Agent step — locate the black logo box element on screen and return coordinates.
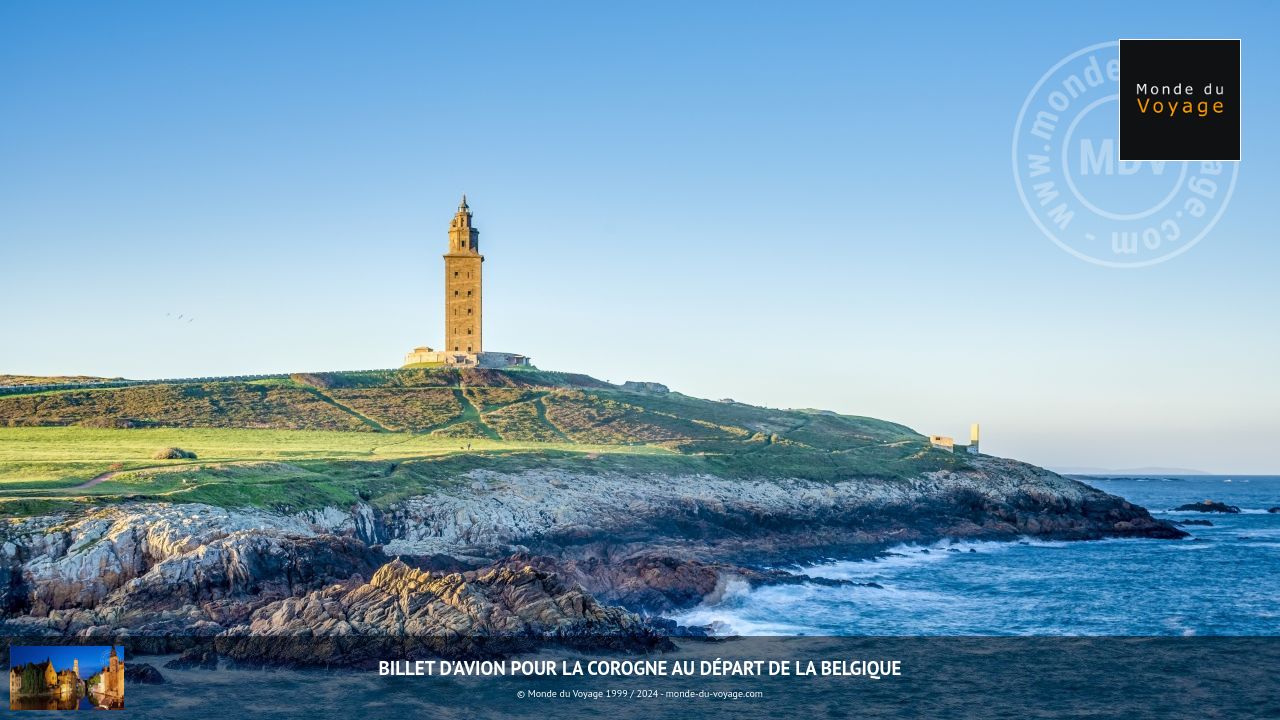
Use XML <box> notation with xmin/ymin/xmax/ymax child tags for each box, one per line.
<box><xmin>1119</xmin><ymin>39</ymin><xmax>1240</xmax><ymax>161</ymax></box>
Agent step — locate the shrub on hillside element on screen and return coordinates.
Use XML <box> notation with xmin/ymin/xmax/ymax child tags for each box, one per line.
<box><xmin>153</xmin><ymin>447</ymin><xmax>197</xmax><ymax>460</ymax></box>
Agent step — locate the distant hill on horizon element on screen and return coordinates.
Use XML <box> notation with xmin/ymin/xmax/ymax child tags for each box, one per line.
<box><xmin>1055</xmin><ymin>465</ymin><xmax>1211</xmax><ymax>476</ymax></box>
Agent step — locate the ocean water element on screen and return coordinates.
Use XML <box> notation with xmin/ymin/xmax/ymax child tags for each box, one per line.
<box><xmin>671</xmin><ymin>476</ymin><xmax>1280</xmax><ymax>636</ymax></box>
<box><xmin>123</xmin><ymin>476</ymin><xmax>1280</xmax><ymax>717</ymax></box>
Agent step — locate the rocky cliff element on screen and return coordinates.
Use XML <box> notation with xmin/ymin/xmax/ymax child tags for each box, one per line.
<box><xmin>216</xmin><ymin>559</ymin><xmax>668</xmax><ymax>664</ymax></box>
<box><xmin>0</xmin><ymin>454</ymin><xmax>1182</xmax><ymax>659</ymax></box>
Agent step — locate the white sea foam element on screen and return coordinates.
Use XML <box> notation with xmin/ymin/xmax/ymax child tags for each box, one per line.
<box><xmin>799</xmin><ymin>537</ymin><xmax>1084</xmax><ymax>582</ymax></box>
<box><xmin>665</xmin><ymin>519</ymin><xmax>1279</xmax><ymax>637</ymax></box>
<box><xmin>674</xmin><ymin>612</ymin><xmax>814</xmax><ymax>636</ymax></box>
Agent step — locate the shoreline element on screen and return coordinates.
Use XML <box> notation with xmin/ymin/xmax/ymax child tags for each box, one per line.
<box><xmin>0</xmin><ymin>456</ymin><xmax>1192</xmax><ymax>665</ymax></box>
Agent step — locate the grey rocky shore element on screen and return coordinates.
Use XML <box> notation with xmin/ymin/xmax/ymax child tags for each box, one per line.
<box><xmin>0</xmin><ymin>456</ymin><xmax>1183</xmax><ymax>663</ymax></box>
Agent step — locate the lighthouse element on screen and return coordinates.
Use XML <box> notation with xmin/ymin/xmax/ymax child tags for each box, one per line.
<box><xmin>402</xmin><ymin>198</ymin><xmax>532</xmax><ymax>369</ymax></box>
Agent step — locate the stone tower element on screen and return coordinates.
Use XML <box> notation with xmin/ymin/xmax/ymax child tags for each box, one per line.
<box><xmin>444</xmin><ymin>195</ymin><xmax>483</xmax><ymax>353</ymax></box>
<box><xmin>401</xmin><ymin>198</ymin><xmax>530</xmax><ymax>369</ymax></box>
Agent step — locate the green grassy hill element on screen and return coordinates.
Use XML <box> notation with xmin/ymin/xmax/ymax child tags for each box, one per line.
<box><xmin>0</xmin><ymin>367</ymin><xmax>968</xmax><ymax>515</ymax></box>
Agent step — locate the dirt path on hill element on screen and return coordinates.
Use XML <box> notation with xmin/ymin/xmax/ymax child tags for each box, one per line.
<box><xmin>299</xmin><ymin>387</ymin><xmax>392</xmax><ymax>432</ymax></box>
<box><xmin>66</xmin><ymin>461</ymin><xmax>235</xmax><ymax>491</ymax></box>
<box><xmin>68</xmin><ymin>466</ymin><xmax>165</xmax><ymax>491</ymax></box>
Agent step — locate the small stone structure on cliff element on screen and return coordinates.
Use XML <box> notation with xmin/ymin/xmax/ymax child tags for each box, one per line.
<box><xmin>403</xmin><ymin>197</ymin><xmax>532</xmax><ymax>369</ymax></box>
<box><xmin>931</xmin><ymin>423</ymin><xmax>982</xmax><ymax>454</ymax></box>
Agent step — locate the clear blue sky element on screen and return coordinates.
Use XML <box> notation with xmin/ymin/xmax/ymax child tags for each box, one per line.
<box><xmin>2</xmin><ymin>2</ymin><xmax>1277</xmax><ymax>473</ymax></box>
<box><xmin>10</xmin><ymin>645</ymin><xmax>123</xmax><ymax>678</ymax></box>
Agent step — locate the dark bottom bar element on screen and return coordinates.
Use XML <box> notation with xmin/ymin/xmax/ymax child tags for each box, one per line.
<box><xmin>5</xmin><ymin>636</ymin><xmax>1277</xmax><ymax>719</ymax></box>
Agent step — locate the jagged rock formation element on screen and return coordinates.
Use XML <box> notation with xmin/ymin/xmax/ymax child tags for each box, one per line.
<box><xmin>0</xmin><ymin>505</ymin><xmax>381</xmax><ymax>636</ymax></box>
<box><xmin>1173</xmin><ymin>500</ymin><xmax>1241</xmax><ymax>513</ymax></box>
<box><xmin>376</xmin><ymin>455</ymin><xmax>1183</xmax><ymax>568</ymax></box>
<box><xmin>215</xmin><ymin>559</ymin><xmax>666</xmax><ymax>664</ymax></box>
<box><xmin>0</xmin><ymin>454</ymin><xmax>1183</xmax><ymax>650</ymax></box>
<box><xmin>123</xmin><ymin>663</ymin><xmax>164</xmax><ymax>684</ymax></box>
